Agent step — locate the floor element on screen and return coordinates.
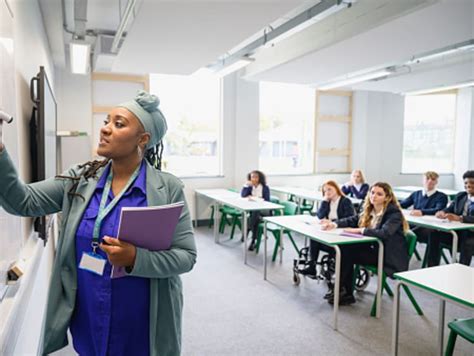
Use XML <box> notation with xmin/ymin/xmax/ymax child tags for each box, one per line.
<box><xmin>52</xmin><ymin>225</ymin><xmax>474</xmax><ymax>355</ymax></box>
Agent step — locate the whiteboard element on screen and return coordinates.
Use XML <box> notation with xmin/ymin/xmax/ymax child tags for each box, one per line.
<box><xmin>0</xmin><ymin>1</ymin><xmax>22</xmax><ymax>293</ymax></box>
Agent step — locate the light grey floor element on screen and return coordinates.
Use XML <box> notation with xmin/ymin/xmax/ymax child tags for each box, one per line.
<box><xmin>53</xmin><ymin>226</ymin><xmax>473</xmax><ymax>356</ymax></box>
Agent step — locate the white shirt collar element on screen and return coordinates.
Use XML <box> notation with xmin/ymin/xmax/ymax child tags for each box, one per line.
<box><xmin>422</xmin><ymin>189</ymin><xmax>437</xmax><ymax>197</ymax></box>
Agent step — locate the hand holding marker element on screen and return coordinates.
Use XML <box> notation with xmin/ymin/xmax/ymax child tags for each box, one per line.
<box><xmin>0</xmin><ymin>110</ymin><xmax>14</xmax><ymax>149</ymax></box>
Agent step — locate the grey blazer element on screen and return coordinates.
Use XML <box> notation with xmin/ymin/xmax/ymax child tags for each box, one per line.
<box><xmin>0</xmin><ymin>149</ymin><xmax>196</xmax><ymax>356</ymax></box>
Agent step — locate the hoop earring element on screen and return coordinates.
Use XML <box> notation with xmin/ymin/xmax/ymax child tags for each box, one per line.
<box><xmin>137</xmin><ymin>146</ymin><xmax>143</xmax><ymax>158</ymax></box>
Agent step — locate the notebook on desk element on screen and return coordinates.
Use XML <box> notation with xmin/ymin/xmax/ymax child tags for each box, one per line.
<box><xmin>111</xmin><ymin>201</ymin><xmax>184</xmax><ymax>278</ymax></box>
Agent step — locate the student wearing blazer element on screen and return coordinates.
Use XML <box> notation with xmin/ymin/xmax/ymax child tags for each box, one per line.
<box><xmin>429</xmin><ymin>170</ymin><xmax>474</xmax><ymax>266</ymax></box>
<box><xmin>0</xmin><ymin>91</ymin><xmax>196</xmax><ymax>356</ymax></box>
<box><xmin>241</xmin><ymin>170</ymin><xmax>270</xmax><ymax>251</ymax></box>
<box><xmin>341</xmin><ymin>169</ymin><xmax>370</xmax><ymax>200</ymax></box>
<box><xmin>300</xmin><ymin>181</ymin><xmax>356</xmax><ymax>286</ymax></box>
<box><xmin>400</xmin><ymin>171</ymin><xmax>448</xmax><ymax>251</ymax></box>
<box><xmin>321</xmin><ymin>182</ymin><xmax>409</xmax><ymax>305</ymax></box>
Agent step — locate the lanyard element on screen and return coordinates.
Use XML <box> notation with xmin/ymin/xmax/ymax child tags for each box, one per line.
<box><xmin>91</xmin><ymin>163</ymin><xmax>141</xmax><ymax>253</ymax></box>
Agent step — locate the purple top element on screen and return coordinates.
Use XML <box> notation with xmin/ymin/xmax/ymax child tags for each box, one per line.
<box><xmin>70</xmin><ymin>161</ymin><xmax>150</xmax><ymax>356</ymax></box>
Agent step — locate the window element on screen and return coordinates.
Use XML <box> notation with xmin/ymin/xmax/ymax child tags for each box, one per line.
<box><xmin>259</xmin><ymin>82</ymin><xmax>315</xmax><ymax>174</ymax></box>
<box><xmin>149</xmin><ymin>74</ymin><xmax>222</xmax><ymax>177</ymax></box>
<box><xmin>402</xmin><ymin>93</ymin><xmax>457</xmax><ymax>173</ymax></box>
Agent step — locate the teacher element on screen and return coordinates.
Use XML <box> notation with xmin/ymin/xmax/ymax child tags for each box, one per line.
<box><xmin>0</xmin><ymin>90</ymin><xmax>196</xmax><ymax>356</ymax></box>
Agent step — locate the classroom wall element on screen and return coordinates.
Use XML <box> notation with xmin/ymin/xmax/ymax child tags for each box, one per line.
<box><xmin>54</xmin><ymin>74</ymin><xmax>474</xmax><ymax>222</ymax></box>
<box><xmin>0</xmin><ymin>0</ymin><xmax>58</xmax><ymax>354</ymax></box>
<box><xmin>453</xmin><ymin>87</ymin><xmax>474</xmax><ymax>190</ymax></box>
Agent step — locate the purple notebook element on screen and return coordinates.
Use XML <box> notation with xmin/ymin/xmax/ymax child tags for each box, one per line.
<box><xmin>111</xmin><ymin>201</ymin><xmax>184</xmax><ymax>278</ymax></box>
<box><xmin>340</xmin><ymin>232</ymin><xmax>363</xmax><ymax>238</ymax></box>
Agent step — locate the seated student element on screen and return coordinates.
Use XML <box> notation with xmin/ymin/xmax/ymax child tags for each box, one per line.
<box><xmin>342</xmin><ymin>169</ymin><xmax>370</xmax><ymax>200</ymax></box>
<box><xmin>241</xmin><ymin>170</ymin><xmax>270</xmax><ymax>251</ymax></box>
<box><xmin>300</xmin><ymin>181</ymin><xmax>356</xmax><ymax>286</ymax></box>
<box><xmin>400</xmin><ymin>171</ymin><xmax>448</xmax><ymax>251</ymax></box>
<box><xmin>321</xmin><ymin>182</ymin><xmax>409</xmax><ymax>305</ymax></box>
<box><xmin>428</xmin><ymin>170</ymin><xmax>474</xmax><ymax>266</ymax></box>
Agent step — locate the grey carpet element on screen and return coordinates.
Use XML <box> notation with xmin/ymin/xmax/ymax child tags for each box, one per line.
<box><xmin>181</xmin><ymin>227</ymin><xmax>474</xmax><ymax>356</ymax></box>
<box><xmin>51</xmin><ymin>226</ymin><xmax>474</xmax><ymax>355</ymax></box>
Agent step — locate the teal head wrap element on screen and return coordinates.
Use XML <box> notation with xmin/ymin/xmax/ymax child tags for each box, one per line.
<box><xmin>118</xmin><ymin>90</ymin><xmax>168</xmax><ymax>149</ymax></box>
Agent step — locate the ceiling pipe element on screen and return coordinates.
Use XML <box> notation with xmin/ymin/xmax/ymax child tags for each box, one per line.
<box><xmin>61</xmin><ymin>0</ymin><xmax>128</xmax><ymax>38</ymax></box>
<box><xmin>110</xmin><ymin>0</ymin><xmax>138</xmax><ymax>54</ymax></box>
<box><xmin>209</xmin><ymin>0</ymin><xmax>354</xmax><ymax>71</ymax></box>
<box><xmin>73</xmin><ymin>0</ymin><xmax>88</xmax><ymax>39</ymax></box>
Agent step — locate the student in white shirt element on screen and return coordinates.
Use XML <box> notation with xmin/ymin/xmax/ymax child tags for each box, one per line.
<box><xmin>241</xmin><ymin>170</ymin><xmax>270</xmax><ymax>251</ymax></box>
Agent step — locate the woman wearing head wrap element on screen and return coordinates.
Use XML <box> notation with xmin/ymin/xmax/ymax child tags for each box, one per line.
<box><xmin>0</xmin><ymin>91</ymin><xmax>196</xmax><ymax>356</ymax></box>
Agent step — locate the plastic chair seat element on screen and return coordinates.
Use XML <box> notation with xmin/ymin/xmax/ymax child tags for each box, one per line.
<box><xmin>448</xmin><ymin>318</ymin><xmax>474</xmax><ymax>343</ymax></box>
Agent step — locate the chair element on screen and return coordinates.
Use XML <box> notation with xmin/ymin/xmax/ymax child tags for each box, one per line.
<box><xmin>254</xmin><ymin>201</ymin><xmax>300</xmax><ymax>261</ymax></box>
<box><xmin>287</xmin><ymin>194</ymin><xmax>314</xmax><ymax>214</ymax></box>
<box><xmin>270</xmin><ymin>196</ymin><xmax>280</xmax><ymax>204</ymax></box>
<box><xmin>208</xmin><ymin>205</ymin><xmax>215</xmax><ymax>228</ymax></box>
<box><xmin>299</xmin><ymin>199</ymin><xmax>315</xmax><ymax>214</ymax></box>
<box><xmin>445</xmin><ymin>318</ymin><xmax>474</xmax><ymax>356</ymax></box>
<box><xmin>356</xmin><ymin>230</ymin><xmax>423</xmax><ymax>317</ymax></box>
<box><xmin>218</xmin><ymin>188</ymin><xmax>242</xmax><ymax>239</ymax></box>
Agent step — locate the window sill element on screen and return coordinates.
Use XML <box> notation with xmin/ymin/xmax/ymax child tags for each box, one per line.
<box><xmin>267</xmin><ymin>172</ymin><xmax>350</xmax><ymax>177</ymax></box>
<box><xmin>399</xmin><ymin>172</ymin><xmax>454</xmax><ymax>176</ymax></box>
<box><xmin>179</xmin><ymin>175</ymin><xmax>225</xmax><ymax>179</ymax></box>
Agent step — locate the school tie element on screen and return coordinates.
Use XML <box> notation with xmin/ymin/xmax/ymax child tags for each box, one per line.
<box><xmin>469</xmin><ymin>200</ymin><xmax>474</xmax><ymax>215</ymax></box>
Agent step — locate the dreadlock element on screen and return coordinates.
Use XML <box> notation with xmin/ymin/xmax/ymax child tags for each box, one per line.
<box><xmin>56</xmin><ymin>159</ymin><xmax>110</xmax><ymax>201</ymax></box>
<box><xmin>55</xmin><ymin>141</ymin><xmax>164</xmax><ymax>202</ymax></box>
<box><xmin>145</xmin><ymin>140</ymin><xmax>164</xmax><ymax>171</ymax></box>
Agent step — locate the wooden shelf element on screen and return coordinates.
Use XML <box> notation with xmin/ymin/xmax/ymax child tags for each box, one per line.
<box><xmin>317</xmin><ymin>148</ymin><xmax>350</xmax><ymax>156</ymax></box>
<box><xmin>318</xmin><ymin>115</ymin><xmax>351</xmax><ymax>123</ymax></box>
<box><xmin>318</xmin><ymin>90</ymin><xmax>352</xmax><ymax>97</ymax></box>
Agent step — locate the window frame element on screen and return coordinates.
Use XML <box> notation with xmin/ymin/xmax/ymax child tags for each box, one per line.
<box><xmin>401</xmin><ymin>90</ymin><xmax>458</xmax><ymax>175</ymax></box>
<box><xmin>149</xmin><ymin>74</ymin><xmax>224</xmax><ymax>178</ymax></box>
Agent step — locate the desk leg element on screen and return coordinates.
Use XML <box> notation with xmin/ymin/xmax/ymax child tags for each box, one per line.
<box><xmin>279</xmin><ymin>227</ymin><xmax>284</xmax><ymax>264</ymax></box>
<box><xmin>438</xmin><ymin>300</ymin><xmax>445</xmax><ymax>356</ymax></box>
<box><xmin>243</xmin><ymin>211</ymin><xmax>248</xmax><ymax>264</ymax></box>
<box><xmin>194</xmin><ymin>193</ymin><xmax>198</xmax><ymax>228</ymax></box>
<box><xmin>264</xmin><ymin>222</ymin><xmax>268</xmax><ymax>280</ymax></box>
<box><xmin>214</xmin><ymin>202</ymin><xmax>219</xmax><ymax>243</ymax></box>
<box><xmin>391</xmin><ymin>281</ymin><xmax>402</xmax><ymax>356</ymax></box>
<box><xmin>450</xmin><ymin>231</ymin><xmax>458</xmax><ymax>263</ymax></box>
<box><xmin>376</xmin><ymin>241</ymin><xmax>384</xmax><ymax>318</ymax></box>
<box><xmin>333</xmin><ymin>245</ymin><xmax>341</xmax><ymax>331</ymax></box>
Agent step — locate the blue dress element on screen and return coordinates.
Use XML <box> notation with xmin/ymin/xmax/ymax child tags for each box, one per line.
<box><xmin>70</xmin><ymin>161</ymin><xmax>150</xmax><ymax>356</ymax></box>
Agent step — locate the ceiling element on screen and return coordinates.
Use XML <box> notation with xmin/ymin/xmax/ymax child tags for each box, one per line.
<box><xmin>39</xmin><ymin>0</ymin><xmax>474</xmax><ymax>93</ymax></box>
<box><xmin>41</xmin><ymin>0</ymin><xmax>315</xmax><ymax>74</ymax></box>
<box><xmin>243</xmin><ymin>0</ymin><xmax>474</xmax><ymax>93</ymax></box>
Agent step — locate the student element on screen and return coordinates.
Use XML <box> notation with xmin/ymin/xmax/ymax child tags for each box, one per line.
<box><xmin>400</xmin><ymin>171</ymin><xmax>448</xmax><ymax>215</ymax></box>
<box><xmin>321</xmin><ymin>182</ymin><xmax>409</xmax><ymax>305</ymax></box>
<box><xmin>400</xmin><ymin>171</ymin><xmax>448</xmax><ymax>253</ymax></box>
<box><xmin>429</xmin><ymin>170</ymin><xmax>474</xmax><ymax>266</ymax></box>
<box><xmin>241</xmin><ymin>170</ymin><xmax>270</xmax><ymax>251</ymax></box>
<box><xmin>300</xmin><ymin>181</ymin><xmax>356</xmax><ymax>287</ymax></box>
<box><xmin>0</xmin><ymin>91</ymin><xmax>196</xmax><ymax>355</ymax></box>
<box><xmin>341</xmin><ymin>169</ymin><xmax>370</xmax><ymax>200</ymax></box>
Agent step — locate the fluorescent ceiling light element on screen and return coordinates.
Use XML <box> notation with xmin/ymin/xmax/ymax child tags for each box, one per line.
<box><xmin>315</xmin><ymin>69</ymin><xmax>394</xmax><ymax>90</ymax></box>
<box><xmin>409</xmin><ymin>39</ymin><xmax>474</xmax><ymax>64</ymax></box>
<box><xmin>70</xmin><ymin>42</ymin><xmax>90</xmax><ymax>74</ymax></box>
<box><xmin>404</xmin><ymin>80</ymin><xmax>474</xmax><ymax>96</ymax></box>
<box><xmin>216</xmin><ymin>57</ymin><xmax>255</xmax><ymax>77</ymax></box>
<box><xmin>268</xmin><ymin>1</ymin><xmax>352</xmax><ymax>46</ymax></box>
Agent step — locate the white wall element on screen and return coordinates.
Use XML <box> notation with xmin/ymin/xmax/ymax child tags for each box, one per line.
<box><xmin>55</xmin><ymin>72</ymin><xmax>472</xmax><ymax>224</ymax></box>
<box><xmin>0</xmin><ymin>0</ymin><xmax>58</xmax><ymax>354</ymax></box>
<box><xmin>453</xmin><ymin>87</ymin><xmax>474</xmax><ymax>190</ymax></box>
<box><xmin>352</xmin><ymin>90</ymin><xmax>456</xmax><ymax>189</ymax></box>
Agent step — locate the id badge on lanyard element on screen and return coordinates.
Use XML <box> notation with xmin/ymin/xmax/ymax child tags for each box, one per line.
<box><xmin>79</xmin><ymin>164</ymin><xmax>140</xmax><ymax>276</ymax></box>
